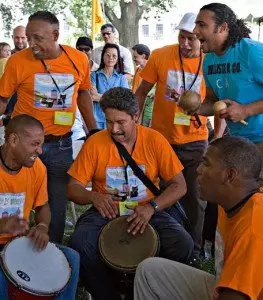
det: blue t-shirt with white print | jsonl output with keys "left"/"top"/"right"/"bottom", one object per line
{"left": 203, "top": 38, "right": 263, "bottom": 142}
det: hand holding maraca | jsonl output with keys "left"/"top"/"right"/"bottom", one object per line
{"left": 214, "top": 100, "right": 248, "bottom": 125}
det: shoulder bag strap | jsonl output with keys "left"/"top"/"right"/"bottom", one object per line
{"left": 112, "top": 139, "right": 161, "bottom": 196}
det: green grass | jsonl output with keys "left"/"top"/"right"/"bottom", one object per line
{"left": 200, "top": 257, "right": 215, "bottom": 275}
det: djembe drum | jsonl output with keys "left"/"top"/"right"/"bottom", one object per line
{"left": 98, "top": 216, "right": 159, "bottom": 291}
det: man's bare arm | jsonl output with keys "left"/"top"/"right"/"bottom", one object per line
{"left": 67, "top": 177, "right": 118, "bottom": 219}
{"left": 213, "top": 115, "right": 227, "bottom": 140}
{"left": 153, "top": 172, "right": 186, "bottom": 211}
{"left": 198, "top": 87, "right": 218, "bottom": 116}
{"left": 67, "top": 177, "right": 96, "bottom": 205}
{"left": 135, "top": 80, "right": 154, "bottom": 114}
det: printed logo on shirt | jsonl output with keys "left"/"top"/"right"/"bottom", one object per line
{"left": 215, "top": 227, "right": 224, "bottom": 282}
{"left": 106, "top": 166, "right": 147, "bottom": 201}
{"left": 165, "top": 69, "right": 202, "bottom": 102}
{"left": 207, "top": 62, "right": 241, "bottom": 75}
{"left": 34, "top": 73, "right": 74, "bottom": 109}
{"left": 0, "top": 192, "right": 25, "bottom": 218}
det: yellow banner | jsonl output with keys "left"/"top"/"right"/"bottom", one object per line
{"left": 92, "top": 0, "right": 104, "bottom": 41}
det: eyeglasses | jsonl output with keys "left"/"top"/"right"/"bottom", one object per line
{"left": 77, "top": 46, "right": 91, "bottom": 53}
{"left": 102, "top": 32, "right": 113, "bottom": 37}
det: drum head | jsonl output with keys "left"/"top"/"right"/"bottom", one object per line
{"left": 1, "top": 237, "right": 71, "bottom": 296}
{"left": 99, "top": 216, "right": 159, "bottom": 272}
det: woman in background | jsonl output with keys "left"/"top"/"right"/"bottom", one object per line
{"left": 91, "top": 43, "right": 129, "bottom": 129}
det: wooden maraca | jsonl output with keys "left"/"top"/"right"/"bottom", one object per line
{"left": 213, "top": 101, "right": 248, "bottom": 126}
{"left": 178, "top": 90, "right": 202, "bottom": 127}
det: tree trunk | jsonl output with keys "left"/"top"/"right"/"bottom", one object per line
{"left": 104, "top": 0, "right": 145, "bottom": 48}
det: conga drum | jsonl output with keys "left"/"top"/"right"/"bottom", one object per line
{"left": 99, "top": 216, "right": 159, "bottom": 272}
{"left": 1, "top": 236, "right": 71, "bottom": 299}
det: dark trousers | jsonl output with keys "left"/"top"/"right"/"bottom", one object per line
{"left": 69, "top": 208, "right": 193, "bottom": 300}
{"left": 39, "top": 135, "right": 73, "bottom": 243}
{"left": 171, "top": 140, "right": 208, "bottom": 256}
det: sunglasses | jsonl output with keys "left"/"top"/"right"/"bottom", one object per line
{"left": 102, "top": 32, "right": 113, "bottom": 37}
{"left": 77, "top": 46, "right": 91, "bottom": 52}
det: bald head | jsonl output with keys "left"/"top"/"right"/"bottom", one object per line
{"left": 5, "top": 114, "right": 44, "bottom": 141}
{"left": 3, "top": 115, "right": 44, "bottom": 169}
{"left": 12, "top": 26, "right": 27, "bottom": 51}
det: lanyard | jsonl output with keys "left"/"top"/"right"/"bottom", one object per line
{"left": 179, "top": 48, "right": 202, "bottom": 91}
{"left": 40, "top": 45, "right": 80, "bottom": 95}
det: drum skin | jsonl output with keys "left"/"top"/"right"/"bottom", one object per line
{"left": 98, "top": 216, "right": 159, "bottom": 272}
{"left": 1, "top": 236, "right": 71, "bottom": 298}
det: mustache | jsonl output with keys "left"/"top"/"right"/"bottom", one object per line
{"left": 111, "top": 132, "right": 124, "bottom": 136}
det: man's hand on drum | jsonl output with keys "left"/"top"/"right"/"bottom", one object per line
{"left": 27, "top": 223, "right": 49, "bottom": 251}
{"left": 91, "top": 193, "right": 119, "bottom": 219}
{"left": 0, "top": 214, "right": 28, "bottom": 234}
{"left": 126, "top": 204, "right": 154, "bottom": 235}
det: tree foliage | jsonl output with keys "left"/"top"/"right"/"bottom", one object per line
{"left": 0, "top": 4, "right": 13, "bottom": 37}
{"left": 0, "top": 1, "right": 24, "bottom": 37}
{"left": 103, "top": 0, "right": 175, "bottom": 47}
{"left": 70, "top": 0, "right": 91, "bottom": 35}
{"left": 0, "top": 0, "right": 176, "bottom": 46}
{"left": 22, "top": 0, "right": 69, "bottom": 16}
{"left": 0, "top": 0, "right": 69, "bottom": 37}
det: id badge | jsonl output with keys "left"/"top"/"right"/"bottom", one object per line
{"left": 119, "top": 201, "right": 138, "bottom": 216}
{"left": 54, "top": 111, "right": 73, "bottom": 126}
{"left": 174, "top": 112, "right": 191, "bottom": 126}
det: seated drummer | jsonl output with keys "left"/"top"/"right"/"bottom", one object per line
{"left": 0, "top": 114, "right": 79, "bottom": 300}
{"left": 134, "top": 136, "right": 263, "bottom": 300}
{"left": 67, "top": 87, "right": 194, "bottom": 300}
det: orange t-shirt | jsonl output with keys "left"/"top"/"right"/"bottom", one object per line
{"left": 139, "top": 44, "right": 208, "bottom": 145}
{"left": 0, "top": 46, "right": 92, "bottom": 136}
{"left": 68, "top": 125, "right": 183, "bottom": 203}
{"left": 0, "top": 158, "right": 48, "bottom": 244}
{"left": 215, "top": 193, "right": 263, "bottom": 299}
{"left": 132, "top": 66, "right": 143, "bottom": 93}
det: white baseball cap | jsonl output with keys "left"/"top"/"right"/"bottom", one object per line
{"left": 175, "top": 13, "right": 197, "bottom": 33}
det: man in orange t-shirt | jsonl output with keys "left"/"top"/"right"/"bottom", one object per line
{"left": 0, "top": 11, "right": 97, "bottom": 243}
{"left": 67, "top": 87, "right": 193, "bottom": 300}
{"left": 0, "top": 114, "right": 80, "bottom": 300}
{"left": 135, "top": 13, "right": 208, "bottom": 259}
{"left": 135, "top": 136, "right": 263, "bottom": 300}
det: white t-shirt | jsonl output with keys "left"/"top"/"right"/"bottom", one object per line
{"left": 71, "top": 107, "right": 86, "bottom": 141}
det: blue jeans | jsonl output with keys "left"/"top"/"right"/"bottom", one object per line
{"left": 39, "top": 135, "right": 73, "bottom": 243}
{"left": 69, "top": 208, "right": 193, "bottom": 300}
{"left": 0, "top": 245, "right": 79, "bottom": 299}
{"left": 171, "top": 140, "right": 208, "bottom": 256}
